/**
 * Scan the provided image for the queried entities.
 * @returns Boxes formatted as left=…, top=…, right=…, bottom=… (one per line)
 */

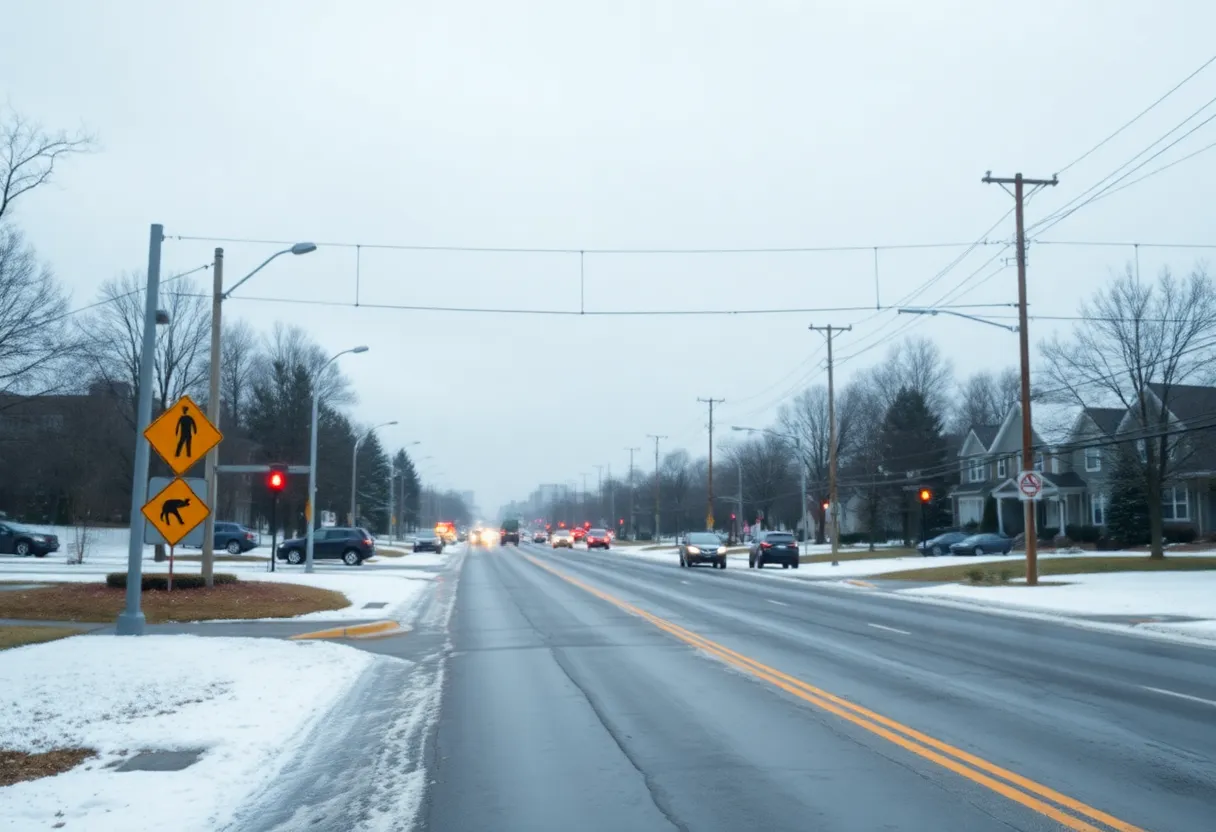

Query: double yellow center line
left=525, top=554, right=1146, bottom=832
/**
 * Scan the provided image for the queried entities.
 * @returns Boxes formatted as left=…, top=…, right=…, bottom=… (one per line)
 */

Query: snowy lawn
left=899, top=571, right=1216, bottom=619
left=0, top=635, right=380, bottom=832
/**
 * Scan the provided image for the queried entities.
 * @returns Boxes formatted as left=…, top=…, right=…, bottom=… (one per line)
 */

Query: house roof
left=1083, top=407, right=1125, bottom=437
left=1146, top=383, right=1216, bottom=426
left=971, top=425, right=999, bottom=448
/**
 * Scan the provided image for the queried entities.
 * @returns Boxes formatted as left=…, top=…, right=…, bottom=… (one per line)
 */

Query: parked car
left=276, top=527, right=375, bottom=566
left=552, top=529, right=574, bottom=549
left=0, top=521, right=58, bottom=557
left=749, top=531, right=799, bottom=569
left=948, top=533, right=1013, bottom=557
left=919, top=531, right=968, bottom=557
left=586, top=528, right=611, bottom=550
left=412, top=532, right=444, bottom=553
left=532, top=531, right=547, bottom=543
left=679, top=531, right=727, bottom=569
left=214, top=521, right=259, bottom=554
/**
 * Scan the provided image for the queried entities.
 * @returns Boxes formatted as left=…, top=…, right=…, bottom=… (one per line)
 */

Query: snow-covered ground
left=0, top=635, right=382, bottom=832
left=0, top=526, right=456, bottom=622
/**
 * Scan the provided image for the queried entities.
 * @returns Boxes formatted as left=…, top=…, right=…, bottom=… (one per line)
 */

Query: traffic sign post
left=144, top=394, right=223, bottom=476
left=141, top=478, right=210, bottom=546
left=1017, top=470, right=1044, bottom=501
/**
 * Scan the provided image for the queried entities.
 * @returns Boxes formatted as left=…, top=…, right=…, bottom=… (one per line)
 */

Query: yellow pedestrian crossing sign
left=144, top=394, right=222, bottom=475
left=142, top=477, right=210, bottom=547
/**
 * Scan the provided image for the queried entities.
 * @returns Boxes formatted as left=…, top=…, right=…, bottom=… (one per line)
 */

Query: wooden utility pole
left=698, top=397, right=725, bottom=530
left=647, top=434, right=667, bottom=541
left=983, top=171, right=1058, bottom=587
left=810, top=324, right=851, bottom=562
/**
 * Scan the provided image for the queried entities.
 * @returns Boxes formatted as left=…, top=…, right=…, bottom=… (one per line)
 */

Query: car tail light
left=364, top=538, right=372, bottom=546
left=760, top=542, right=772, bottom=548
left=246, top=532, right=255, bottom=540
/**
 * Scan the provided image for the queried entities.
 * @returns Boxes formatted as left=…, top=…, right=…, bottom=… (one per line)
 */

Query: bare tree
left=220, top=318, right=259, bottom=428
left=835, top=376, right=891, bottom=550
left=1041, top=265, right=1216, bottom=558
left=0, top=227, right=75, bottom=403
left=727, top=435, right=795, bottom=529
left=81, top=272, right=211, bottom=420
left=950, top=367, right=1020, bottom=432
left=1, top=108, right=94, bottom=223
left=259, top=322, right=354, bottom=408
left=869, top=335, right=954, bottom=419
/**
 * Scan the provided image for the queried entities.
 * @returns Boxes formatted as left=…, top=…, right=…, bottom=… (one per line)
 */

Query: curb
left=289, top=620, right=405, bottom=641
left=844, top=579, right=877, bottom=589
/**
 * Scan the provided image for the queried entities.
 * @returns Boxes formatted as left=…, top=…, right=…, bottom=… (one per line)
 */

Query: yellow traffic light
left=919, top=488, right=932, bottom=503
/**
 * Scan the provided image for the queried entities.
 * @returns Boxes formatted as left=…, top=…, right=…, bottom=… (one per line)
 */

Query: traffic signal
left=267, top=465, right=287, bottom=493
left=730, top=513, right=736, bottom=520
left=822, top=501, right=829, bottom=511
left=618, top=518, right=624, bottom=525
left=919, top=488, right=932, bottom=503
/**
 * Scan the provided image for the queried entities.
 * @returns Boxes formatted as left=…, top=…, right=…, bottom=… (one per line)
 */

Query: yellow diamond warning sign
left=142, top=477, right=210, bottom=547
left=144, top=394, right=222, bottom=475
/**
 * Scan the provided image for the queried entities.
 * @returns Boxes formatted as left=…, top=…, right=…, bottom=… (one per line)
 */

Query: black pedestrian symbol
left=175, top=405, right=197, bottom=458
left=160, top=498, right=191, bottom=525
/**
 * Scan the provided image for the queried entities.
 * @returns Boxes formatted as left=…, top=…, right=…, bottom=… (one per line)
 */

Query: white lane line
left=766, top=599, right=789, bottom=607
left=868, top=623, right=911, bottom=636
left=680, top=580, right=691, bottom=585
left=1140, top=685, right=1216, bottom=708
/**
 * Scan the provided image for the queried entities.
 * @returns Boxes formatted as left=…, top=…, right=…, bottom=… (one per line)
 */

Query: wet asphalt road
left=420, top=543, right=1216, bottom=832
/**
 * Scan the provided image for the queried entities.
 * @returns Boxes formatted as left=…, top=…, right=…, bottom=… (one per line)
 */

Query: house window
left=1085, top=447, right=1101, bottom=472
left=1091, top=494, right=1108, bottom=526
left=1051, top=455, right=1061, bottom=474
left=1162, top=486, right=1190, bottom=521
left=968, top=459, right=985, bottom=483
left=996, top=458, right=1007, bottom=478
left=1034, top=453, right=1044, bottom=471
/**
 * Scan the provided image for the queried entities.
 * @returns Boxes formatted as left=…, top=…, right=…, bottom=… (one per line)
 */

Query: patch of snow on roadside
left=899, top=571, right=1216, bottom=619
left=0, top=635, right=377, bottom=832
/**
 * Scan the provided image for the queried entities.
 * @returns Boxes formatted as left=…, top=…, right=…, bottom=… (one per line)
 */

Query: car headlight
left=32, top=536, right=46, bottom=542
left=716, top=547, right=727, bottom=555
left=686, top=546, right=701, bottom=554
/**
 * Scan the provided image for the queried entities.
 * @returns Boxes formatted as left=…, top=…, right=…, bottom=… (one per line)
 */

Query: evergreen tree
left=1107, top=445, right=1150, bottom=546
left=980, top=495, right=999, bottom=533
left=880, top=387, right=947, bottom=544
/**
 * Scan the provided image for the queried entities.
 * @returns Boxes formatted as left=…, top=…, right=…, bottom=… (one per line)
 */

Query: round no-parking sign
left=1017, top=470, right=1043, bottom=500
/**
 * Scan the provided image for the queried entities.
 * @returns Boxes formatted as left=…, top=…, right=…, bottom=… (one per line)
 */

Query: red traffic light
left=618, top=518, right=624, bottom=524
left=822, top=501, right=829, bottom=511
left=919, top=488, right=932, bottom=503
left=730, top=513, right=736, bottom=520
left=267, top=465, right=287, bottom=493
left=584, top=521, right=591, bottom=528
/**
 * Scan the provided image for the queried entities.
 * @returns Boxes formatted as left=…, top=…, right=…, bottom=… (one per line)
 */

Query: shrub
left=1164, top=526, right=1198, bottom=544
left=1095, top=536, right=1125, bottom=551
left=998, top=568, right=1014, bottom=583
left=965, top=567, right=986, bottom=584
left=962, top=520, right=979, bottom=534
left=105, top=573, right=239, bottom=591
left=1052, top=534, right=1073, bottom=549
left=838, top=532, right=868, bottom=545
left=1064, top=524, right=1102, bottom=544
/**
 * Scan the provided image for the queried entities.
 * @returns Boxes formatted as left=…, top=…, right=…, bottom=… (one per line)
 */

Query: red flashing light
left=267, top=469, right=286, bottom=492
left=919, top=488, right=932, bottom=503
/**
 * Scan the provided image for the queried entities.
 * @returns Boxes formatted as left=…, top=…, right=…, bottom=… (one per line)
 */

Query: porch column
left=1058, top=495, right=1066, bottom=536
left=996, top=495, right=1005, bottom=535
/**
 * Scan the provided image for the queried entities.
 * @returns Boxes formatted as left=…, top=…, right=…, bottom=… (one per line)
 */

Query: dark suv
left=276, top=527, right=375, bottom=566
left=749, top=531, right=800, bottom=569
left=214, top=522, right=259, bottom=554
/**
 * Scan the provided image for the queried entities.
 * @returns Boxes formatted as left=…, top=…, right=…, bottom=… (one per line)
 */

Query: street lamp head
left=730, top=426, right=750, bottom=432
left=291, top=242, right=318, bottom=255
left=155, top=309, right=171, bottom=326
left=352, top=345, right=369, bottom=354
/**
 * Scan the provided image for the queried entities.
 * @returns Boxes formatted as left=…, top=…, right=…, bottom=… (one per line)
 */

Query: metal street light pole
left=897, top=307, right=1018, bottom=333
left=306, top=345, right=368, bottom=572
left=624, top=447, right=639, bottom=539
left=116, top=224, right=168, bottom=636
left=350, top=420, right=398, bottom=526
left=201, top=241, right=315, bottom=587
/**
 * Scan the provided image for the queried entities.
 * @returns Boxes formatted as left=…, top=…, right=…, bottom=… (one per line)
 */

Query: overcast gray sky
left=4, top=0, right=1215, bottom=515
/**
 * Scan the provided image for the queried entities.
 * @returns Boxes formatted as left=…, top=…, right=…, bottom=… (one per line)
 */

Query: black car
left=214, top=522, right=259, bottom=554
left=749, top=531, right=799, bottom=569
left=919, top=531, right=968, bottom=557
left=949, top=533, right=1014, bottom=557
left=276, top=527, right=375, bottom=566
left=679, top=532, right=728, bottom=569
left=0, top=521, right=59, bottom=557
left=412, top=532, right=444, bottom=553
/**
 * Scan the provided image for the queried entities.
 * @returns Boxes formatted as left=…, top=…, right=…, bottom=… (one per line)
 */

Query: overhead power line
left=1056, top=52, right=1216, bottom=175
